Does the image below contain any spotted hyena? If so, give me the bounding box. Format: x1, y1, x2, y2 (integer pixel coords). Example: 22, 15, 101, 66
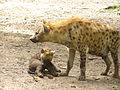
30, 17, 119, 81
28, 47, 60, 79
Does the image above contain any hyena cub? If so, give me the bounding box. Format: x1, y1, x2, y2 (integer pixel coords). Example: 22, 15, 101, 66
28, 47, 60, 79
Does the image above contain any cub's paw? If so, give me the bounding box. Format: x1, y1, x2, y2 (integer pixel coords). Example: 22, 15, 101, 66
101, 72, 108, 76
47, 74, 54, 79
28, 70, 35, 74
37, 73, 44, 78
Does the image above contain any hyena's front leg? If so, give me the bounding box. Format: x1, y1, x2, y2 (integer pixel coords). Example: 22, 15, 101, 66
101, 55, 111, 76
79, 52, 86, 81
60, 49, 76, 76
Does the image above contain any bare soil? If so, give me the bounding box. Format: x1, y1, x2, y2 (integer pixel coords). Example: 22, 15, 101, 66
0, 0, 120, 90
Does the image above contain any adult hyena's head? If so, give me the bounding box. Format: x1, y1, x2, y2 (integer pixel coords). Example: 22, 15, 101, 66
30, 22, 50, 43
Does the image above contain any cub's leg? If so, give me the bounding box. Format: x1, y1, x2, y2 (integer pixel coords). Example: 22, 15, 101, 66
35, 65, 46, 78
44, 61, 59, 77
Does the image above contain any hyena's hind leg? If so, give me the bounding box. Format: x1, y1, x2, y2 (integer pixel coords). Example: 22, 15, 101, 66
110, 39, 119, 77
110, 32, 119, 78
111, 52, 119, 78
101, 55, 112, 76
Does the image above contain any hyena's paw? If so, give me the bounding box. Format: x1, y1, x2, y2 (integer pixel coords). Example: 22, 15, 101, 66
46, 74, 54, 79
101, 72, 108, 76
112, 74, 119, 79
59, 71, 68, 76
78, 75, 86, 81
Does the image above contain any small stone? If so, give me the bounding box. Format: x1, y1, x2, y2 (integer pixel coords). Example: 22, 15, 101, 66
117, 12, 120, 15
94, 77, 100, 80
112, 85, 118, 88
71, 85, 76, 88
27, 51, 30, 53
88, 57, 98, 60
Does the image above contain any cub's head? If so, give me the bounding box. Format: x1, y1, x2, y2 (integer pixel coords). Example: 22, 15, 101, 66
30, 21, 51, 43
40, 47, 55, 61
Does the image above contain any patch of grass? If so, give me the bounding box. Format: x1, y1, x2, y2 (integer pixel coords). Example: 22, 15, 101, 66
0, 1, 4, 4
105, 5, 120, 10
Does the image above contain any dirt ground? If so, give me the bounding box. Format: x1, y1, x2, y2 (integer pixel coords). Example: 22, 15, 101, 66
0, 0, 120, 90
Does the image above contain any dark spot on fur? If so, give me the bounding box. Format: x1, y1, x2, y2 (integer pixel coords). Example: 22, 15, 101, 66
102, 42, 104, 45
69, 28, 72, 31
97, 23, 101, 26
94, 44, 96, 47
86, 33, 89, 36
106, 29, 109, 32
86, 27, 89, 30
78, 21, 82, 24
73, 37, 75, 39
116, 37, 119, 41
110, 35, 112, 38
80, 65, 85, 69
91, 38, 93, 40
89, 27, 92, 30
77, 42, 80, 44
102, 32, 105, 35
58, 27, 62, 30
112, 31, 118, 35
76, 25, 79, 28
93, 32, 96, 35
78, 21, 83, 26
87, 22, 91, 25
74, 26, 76, 29
107, 37, 109, 40
68, 28, 72, 39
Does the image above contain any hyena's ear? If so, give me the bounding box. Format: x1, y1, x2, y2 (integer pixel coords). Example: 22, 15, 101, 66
41, 19, 47, 24
43, 25, 50, 33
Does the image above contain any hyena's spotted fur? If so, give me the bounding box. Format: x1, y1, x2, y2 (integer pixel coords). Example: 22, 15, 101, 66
30, 17, 119, 81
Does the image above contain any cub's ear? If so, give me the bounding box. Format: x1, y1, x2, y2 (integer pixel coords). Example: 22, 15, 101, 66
43, 25, 50, 33
41, 48, 45, 53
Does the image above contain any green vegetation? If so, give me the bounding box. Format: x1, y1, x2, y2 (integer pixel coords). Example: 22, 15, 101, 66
105, 5, 120, 10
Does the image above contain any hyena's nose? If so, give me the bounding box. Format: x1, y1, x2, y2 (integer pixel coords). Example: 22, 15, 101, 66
30, 36, 37, 43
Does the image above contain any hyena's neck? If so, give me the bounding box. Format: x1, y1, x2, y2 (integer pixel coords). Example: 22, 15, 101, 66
46, 28, 70, 45
44, 23, 71, 47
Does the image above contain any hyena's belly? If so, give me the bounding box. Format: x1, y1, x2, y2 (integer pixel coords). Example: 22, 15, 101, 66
88, 43, 109, 56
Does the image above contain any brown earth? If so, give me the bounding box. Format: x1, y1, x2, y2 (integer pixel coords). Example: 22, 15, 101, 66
0, 0, 120, 90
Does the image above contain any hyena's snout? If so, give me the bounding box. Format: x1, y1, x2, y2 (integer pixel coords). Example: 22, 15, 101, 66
30, 35, 38, 43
